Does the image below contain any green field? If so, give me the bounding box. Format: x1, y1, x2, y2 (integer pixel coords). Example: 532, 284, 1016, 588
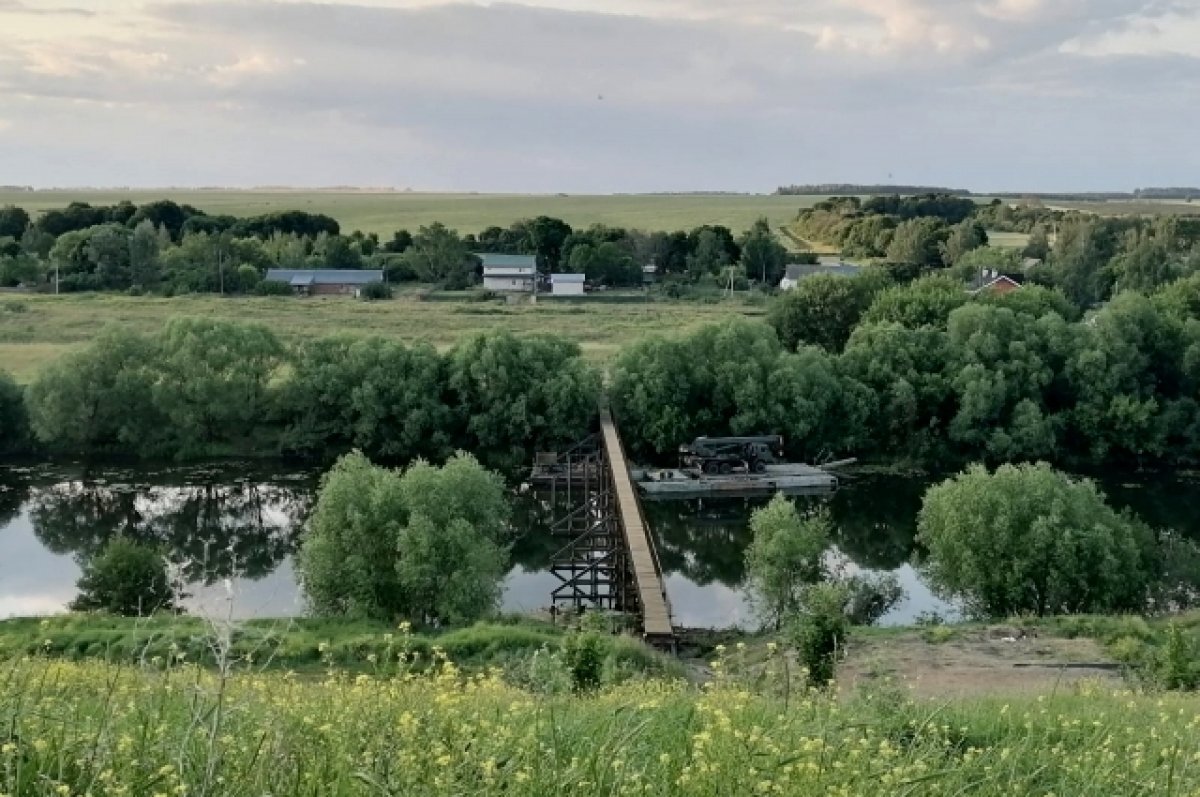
0, 190, 821, 236
0, 292, 764, 383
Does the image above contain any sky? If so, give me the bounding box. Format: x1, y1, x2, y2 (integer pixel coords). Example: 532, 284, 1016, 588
0, 0, 1198, 192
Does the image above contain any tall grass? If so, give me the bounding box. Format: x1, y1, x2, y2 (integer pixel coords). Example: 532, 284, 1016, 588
2, 641, 1199, 796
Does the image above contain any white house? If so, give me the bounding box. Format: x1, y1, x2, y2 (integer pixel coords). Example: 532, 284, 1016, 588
779, 262, 861, 291
480, 253, 537, 293
550, 273, 585, 296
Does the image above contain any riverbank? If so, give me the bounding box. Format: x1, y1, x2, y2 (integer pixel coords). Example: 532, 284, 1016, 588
5, 611, 1197, 694
2, 636, 1199, 797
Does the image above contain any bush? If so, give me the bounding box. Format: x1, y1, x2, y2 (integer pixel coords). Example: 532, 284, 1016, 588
255, 280, 293, 296
359, 282, 393, 300
1158, 624, 1200, 691
70, 537, 176, 616
917, 463, 1155, 618
563, 630, 605, 693
789, 582, 849, 686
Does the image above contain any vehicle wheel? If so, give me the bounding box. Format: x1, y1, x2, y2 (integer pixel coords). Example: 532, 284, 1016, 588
752, 460, 767, 474
704, 461, 720, 475
719, 462, 732, 475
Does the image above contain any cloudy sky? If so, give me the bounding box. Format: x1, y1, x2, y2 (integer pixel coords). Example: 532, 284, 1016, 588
1, 0, 1197, 192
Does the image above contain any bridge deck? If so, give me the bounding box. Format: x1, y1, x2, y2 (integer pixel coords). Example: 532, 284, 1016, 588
599, 409, 674, 642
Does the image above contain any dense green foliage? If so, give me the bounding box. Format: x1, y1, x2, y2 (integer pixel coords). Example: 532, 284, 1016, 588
744, 496, 830, 627
611, 319, 863, 461
917, 464, 1155, 618
0, 370, 28, 454
69, 537, 176, 616
22, 320, 599, 467
297, 451, 510, 624
788, 581, 850, 685
619, 275, 1200, 469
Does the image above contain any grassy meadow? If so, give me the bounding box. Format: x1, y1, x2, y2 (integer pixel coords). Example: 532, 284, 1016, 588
3, 645, 1199, 797
0, 291, 765, 383
0, 190, 819, 236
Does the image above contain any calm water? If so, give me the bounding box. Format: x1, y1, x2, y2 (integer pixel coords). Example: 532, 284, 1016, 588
2, 461, 1197, 628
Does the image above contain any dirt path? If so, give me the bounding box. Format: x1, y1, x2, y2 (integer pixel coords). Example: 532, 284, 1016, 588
840, 626, 1123, 698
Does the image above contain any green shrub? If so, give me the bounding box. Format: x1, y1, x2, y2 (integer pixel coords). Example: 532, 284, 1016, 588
1158, 624, 1200, 691
255, 280, 293, 296
359, 282, 393, 300
69, 537, 176, 617
563, 630, 605, 693
789, 582, 850, 686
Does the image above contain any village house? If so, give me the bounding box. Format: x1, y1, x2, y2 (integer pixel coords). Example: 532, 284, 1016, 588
779, 261, 861, 291
264, 269, 384, 296
969, 269, 1024, 296
480, 254, 537, 293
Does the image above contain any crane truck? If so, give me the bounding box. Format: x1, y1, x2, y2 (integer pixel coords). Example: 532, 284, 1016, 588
679, 436, 785, 475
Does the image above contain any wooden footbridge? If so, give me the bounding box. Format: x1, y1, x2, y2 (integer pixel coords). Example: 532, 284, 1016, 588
535, 409, 675, 648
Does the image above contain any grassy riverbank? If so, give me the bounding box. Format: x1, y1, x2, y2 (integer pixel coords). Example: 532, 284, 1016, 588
0, 615, 681, 679
2, 648, 1198, 796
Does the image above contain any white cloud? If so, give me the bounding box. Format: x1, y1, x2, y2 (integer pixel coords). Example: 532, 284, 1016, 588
0, 0, 1196, 191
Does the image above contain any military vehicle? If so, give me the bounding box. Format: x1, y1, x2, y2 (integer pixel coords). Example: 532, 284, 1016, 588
679, 435, 784, 474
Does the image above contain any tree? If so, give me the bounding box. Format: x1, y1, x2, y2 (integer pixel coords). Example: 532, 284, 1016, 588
524, 216, 574, 272
1050, 217, 1115, 308
383, 229, 413, 253
739, 218, 788, 286
314, 234, 364, 270
129, 200, 192, 240
128, 220, 167, 291
939, 219, 988, 267
0, 370, 29, 454
745, 495, 831, 628
0, 205, 30, 239
1110, 228, 1175, 294
886, 218, 949, 268
768, 271, 890, 352
1023, 225, 1051, 261
280, 337, 455, 462
862, 275, 968, 329
150, 318, 285, 458
446, 331, 601, 470
686, 229, 730, 281
404, 223, 475, 289
70, 537, 176, 616
25, 327, 162, 454
296, 451, 510, 624
917, 463, 1154, 618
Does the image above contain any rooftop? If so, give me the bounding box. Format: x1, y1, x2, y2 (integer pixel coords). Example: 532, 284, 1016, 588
784, 263, 862, 281
265, 269, 383, 285
552, 273, 586, 282
479, 253, 537, 269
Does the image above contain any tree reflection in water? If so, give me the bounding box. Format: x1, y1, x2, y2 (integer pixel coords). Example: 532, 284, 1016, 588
26, 465, 314, 584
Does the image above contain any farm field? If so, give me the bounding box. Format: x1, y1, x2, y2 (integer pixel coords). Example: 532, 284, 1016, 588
0, 292, 764, 383
0, 190, 821, 236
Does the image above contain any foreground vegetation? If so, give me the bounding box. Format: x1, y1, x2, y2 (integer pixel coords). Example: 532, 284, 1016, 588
3, 646, 1200, 796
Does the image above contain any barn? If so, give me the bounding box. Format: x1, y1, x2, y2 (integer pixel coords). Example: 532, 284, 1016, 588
264, 269, 384, 296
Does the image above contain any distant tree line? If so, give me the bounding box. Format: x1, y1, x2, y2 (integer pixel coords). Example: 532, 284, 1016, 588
8, 320, 599, 473
0, 199, 793, 293
775, 185, 1200, 200
789, 194, 1200, 306
776, 184, 971, 196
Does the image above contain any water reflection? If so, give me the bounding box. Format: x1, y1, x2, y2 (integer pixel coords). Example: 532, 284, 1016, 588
2, 462, 1195, 629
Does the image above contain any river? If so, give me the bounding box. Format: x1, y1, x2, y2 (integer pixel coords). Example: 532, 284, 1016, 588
1, 461, 1197, 628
